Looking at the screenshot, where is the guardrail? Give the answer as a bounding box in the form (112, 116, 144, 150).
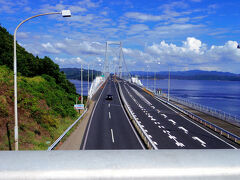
(161, 93, 240, 127)
(117, 81, 158, 149)
(48, 109, 88, 151)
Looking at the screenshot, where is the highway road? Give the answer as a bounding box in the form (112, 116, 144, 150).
(81, 76, 144, 150)
(119, 79, 238, 149)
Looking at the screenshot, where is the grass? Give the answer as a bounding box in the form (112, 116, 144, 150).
(0, 65, 85, 150)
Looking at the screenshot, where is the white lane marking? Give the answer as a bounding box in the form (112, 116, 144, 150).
(114, 82, 145, 149)
(151, 105, 155, 109)
(158, 126, 162, 128)
(111, 129, 115, 143)
(168, 135, 177, 140)
(178, 126, 188, 134)
(164, 129, 185, 148)
(176, 142, 185, 147)
(161, 114, 167, 118)
(154, 141, 158, 145)
(163, 130, 170, 134)
(154, 97, 238, 149)
(151, 118, 156, 121)
(168, 119, 176, 125)
(192, 136, 206, 147)
(109, 112, 111, 119)
(149, 135, 152, 138)
(108, 103, 110, 108)
(82, 79, 108, 150)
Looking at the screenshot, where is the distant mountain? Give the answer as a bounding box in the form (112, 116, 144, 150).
(61, 68, 101, 81)
(131, 70, 240, 81)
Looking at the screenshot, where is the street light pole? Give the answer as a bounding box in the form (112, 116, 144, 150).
(92, 68, 93, 82)
(168, 67, 170, 102)
(154, 71, 156, 93)
(13, 10, 71, 151)
(81, 65, 83, 105)
(88, 64, 89, 97)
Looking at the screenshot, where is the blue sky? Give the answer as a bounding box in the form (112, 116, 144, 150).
(1, 0, 240, 73)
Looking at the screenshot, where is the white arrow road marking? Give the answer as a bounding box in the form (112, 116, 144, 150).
(192, 137, 206, 147)
(178, 127, 188, 134)
(161, 114, 167, 118)
(168, 119, 176, 125)
(111, 129, 115, 143)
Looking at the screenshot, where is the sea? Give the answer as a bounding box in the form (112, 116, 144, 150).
(70, 79, 240, 118)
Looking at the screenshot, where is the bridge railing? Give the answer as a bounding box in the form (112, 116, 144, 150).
(1, 150, 240, 179)
(88, 76, 107, 99)
(117, 81, 158, 149)
(160, 93, 240, 127)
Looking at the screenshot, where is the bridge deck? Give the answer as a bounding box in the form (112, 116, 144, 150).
(120, 79, 238, 149)
(162, 96, 240, 137)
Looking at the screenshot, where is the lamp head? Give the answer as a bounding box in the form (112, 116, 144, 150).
(62, 10, 71, 17)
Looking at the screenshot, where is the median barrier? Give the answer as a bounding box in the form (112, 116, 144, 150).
(117, 81, 158, 150)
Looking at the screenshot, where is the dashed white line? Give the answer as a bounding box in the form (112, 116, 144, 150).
(111, 129, 115, 143)
(109, 112, 111, 119)
(108, 103, 110, 108)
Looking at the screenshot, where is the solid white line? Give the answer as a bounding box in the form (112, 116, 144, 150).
(109, 112, 111, 119)
(82, 80, 108, 150)
(154, 97, 237, 149)
(111, 129, 115, 143)
(114, 81, 145, 149)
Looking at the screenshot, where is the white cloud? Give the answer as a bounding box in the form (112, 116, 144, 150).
(125, 12, 163, 22)
(41, 42, 60, 54)
(127, 24, 149, 35)
(146, 37, 240, 69)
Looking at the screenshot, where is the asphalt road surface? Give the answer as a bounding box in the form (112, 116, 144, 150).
(81, 76, 144, 150)
(120, 79, 238, 149)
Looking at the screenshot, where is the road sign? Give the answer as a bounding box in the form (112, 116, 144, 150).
(74, 104, 84, 110)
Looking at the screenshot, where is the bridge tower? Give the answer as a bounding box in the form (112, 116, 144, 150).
(104, 41, 124, 78)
